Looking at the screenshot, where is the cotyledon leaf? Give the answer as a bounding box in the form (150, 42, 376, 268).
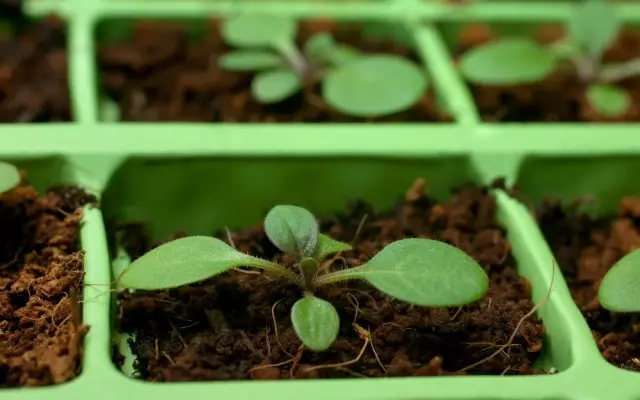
(291, 295, 340, 351)
(599, 249, 640, 312)
(0, 161, 20, 193)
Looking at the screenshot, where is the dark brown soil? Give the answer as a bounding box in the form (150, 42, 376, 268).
(0, 15, 71, 122)
(455, 24, 640, 122)
(537, 196, 640, 371)
(98, 20, 450, 122)
(0, 173, 96, 387)
(114, 180, 544, 381)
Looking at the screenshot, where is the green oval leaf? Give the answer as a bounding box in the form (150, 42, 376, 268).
(0, 162, 20, 193)
(313, 234, 352, 262)
(221, 15, 296, 48)
(219, 50, 283, 71)
(459, 37, 557, 85)
(586, 84, 630, 118)
(264, 205, 319, 257)
(360, 238, 489, 307)
(119, 236, 283, 290)
(252, 69, 302, 104)
(599, 250, 640, 312)
(291, 296, 340, 352)
(568, 0, 620, 57)
(323, 55, 427, 117)
(304, 32, 335, 62)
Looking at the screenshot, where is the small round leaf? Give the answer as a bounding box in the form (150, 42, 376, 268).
(323, 55, 427, 117)
(459, 37, 558, 85)
(360, 238, 489, 306)
(0, 162, 20, 193)
(599, 250, 640, 312)
(221, 15, 296, 48)
(291, 296, 340, 352)
(252, 69, 302, 104)
(264, 205, 319, 257)
(586, 84, 630, 118)
(219, 51, 283, 71)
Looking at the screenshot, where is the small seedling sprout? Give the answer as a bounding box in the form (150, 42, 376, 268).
(218, 14, 428, 117)
(0, 161, 20, 193)
(598, 248, 640, 313)
(118, 204, 489, 352)
(458, 0, 640, 118)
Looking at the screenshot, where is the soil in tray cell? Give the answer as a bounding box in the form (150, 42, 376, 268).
(538, 196, 640, 371)
(114, 180, 544, 381)
(0, 176, 96, 387)
(98, 20, 449, 123)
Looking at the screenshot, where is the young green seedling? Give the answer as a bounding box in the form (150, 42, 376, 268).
(118, 205, 489, 352)
(598, 249, 640, 313)
(459, 0, 640, 118)
(0, 161, 20, 193)
(218, 14, 428, 117)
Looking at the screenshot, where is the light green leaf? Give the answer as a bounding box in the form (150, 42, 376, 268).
(264, 205, 319, 257)
(359, 238, 489, 306)
(598, 59, 640, 82)
(0, 162, 19, 193)
(221, 14, 297, 48)
(291, 296, 340, 351)
(323, 54, 427, 117)
(459, 37, 557, 85)
(599, 249, 640, 312)
(313, 234, 352, 261)
(219, 50, 283, 71)
(252, 69, 302, 103)
(304, 32, 335, 63)
(568, 0, 620, 57)
(119, 236, 289, 290)
(586, 84, 630, 118)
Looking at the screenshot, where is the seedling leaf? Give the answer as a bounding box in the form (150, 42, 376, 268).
(304, 32, 335, 63)
(119, 236, 287, 290)
(586, 84, 630, 118)
(291, 296, 340, 351)
(0, 162, 19, 193)
(323, 55, 427, 117)
(359, 238, 488, 306)
(313, 234, 352, 261)
(599, 249, 640, 312)
(219, 50, 283, 71)
(568, 0, 620, 57)
(264, 205, 319, 257)
(459, 37, 557, 85)
(252, 69, 302, 103)
(221, 15, 296, 48)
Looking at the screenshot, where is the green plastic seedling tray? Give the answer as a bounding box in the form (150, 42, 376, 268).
(4, 0, 640, 399)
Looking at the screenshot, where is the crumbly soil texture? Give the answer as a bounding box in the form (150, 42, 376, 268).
(115, 181, 544, 381)
(456, 24, 640, 122)
(537, 196, 640, 371)
(0, 175, 96, 387)
(0, 14, 71, 122)
(99, 20, 449, 123)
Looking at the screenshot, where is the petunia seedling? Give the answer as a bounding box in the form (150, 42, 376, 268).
(218, 14, 428, 117)
(118, 204, 489, 352)
(598, 249, 640, 313)
(459, 0, 640, 118)
(0, 161, 20, 193)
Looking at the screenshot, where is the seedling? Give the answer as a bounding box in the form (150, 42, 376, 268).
(218, 15, 428, 117)
(459, 0, 640, 118)
(118, 205, 489, 352)
(598, 249, 640, 313)
(0, 161, 20, 193)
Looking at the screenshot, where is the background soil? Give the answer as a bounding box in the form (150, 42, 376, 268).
(456, 24, 640, 122)
(0, 177, 96, 387)
(115, 180, 544, 381)
(99, 20, 450, 122)
(537, 196, 640, 371)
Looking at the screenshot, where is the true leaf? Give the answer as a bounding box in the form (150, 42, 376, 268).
(359, 238, 488, 306)
(291, 296, 340, 351)
(459, 37, 557, 85)
(219, 50, 283, 71)
(252, 69, 302, 103)
(599, 249, 640, 312)
(313, 234, 352, 261)
(568, 0, 620, 58)
(0, 162, 19, 193)
(304, 32, 335, 63)
(586, 84, 630, 118)
(264, 205, 319, 257)
(221, 14, 297, 48)
(119, 236, 288, 290)
(323, 54, 427, 117)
